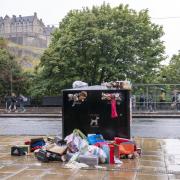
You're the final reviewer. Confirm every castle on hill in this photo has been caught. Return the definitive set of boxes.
[0,12,55,48]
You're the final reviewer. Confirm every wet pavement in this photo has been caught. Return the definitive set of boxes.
[1,117,180,179]
[1,136,180,179]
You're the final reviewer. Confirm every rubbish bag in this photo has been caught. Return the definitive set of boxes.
[87,134,105,145]
[72,81,88,89]
[65,129,88,153]
[83,145,107,163]
[46,144,67,155]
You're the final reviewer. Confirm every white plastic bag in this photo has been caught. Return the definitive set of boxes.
[72,81,88,89]
[64,131,88,153]
[83,145,107,163]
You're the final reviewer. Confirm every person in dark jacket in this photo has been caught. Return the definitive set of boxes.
[17,94,26,112]
[139,95,145,110]
[4,94,12,112]
[9,92,17,112]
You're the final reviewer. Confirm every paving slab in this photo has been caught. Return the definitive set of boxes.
[0,136,180,179]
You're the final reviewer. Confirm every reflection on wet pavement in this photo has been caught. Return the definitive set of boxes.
[0,136,180,179]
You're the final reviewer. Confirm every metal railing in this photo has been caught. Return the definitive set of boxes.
[0,84,180,113]
[132,84,180,112]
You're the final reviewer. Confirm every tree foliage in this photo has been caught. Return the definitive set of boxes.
[159,51,180,83]
[0,39,26,97]
[36,3,165,95]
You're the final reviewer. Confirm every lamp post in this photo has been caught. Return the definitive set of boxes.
[10,69,13,95]
[9,56,14,95]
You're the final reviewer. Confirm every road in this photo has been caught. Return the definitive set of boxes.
[0,117,62,136]
[132,118,180,138]
[1,117,180,138]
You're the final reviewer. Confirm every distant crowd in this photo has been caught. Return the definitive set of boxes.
[132,89,180,111]
[5,93,27,113]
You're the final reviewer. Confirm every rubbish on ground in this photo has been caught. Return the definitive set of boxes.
[114,137,131,144]
[35,149,49,162]
[137,148,142,156]
[108,144,115,164]
[66,152,74,161]
[47,137,55,143]
[54,136,66,146]
[30,137,46,152]
[46,144,67,155]
[11,146,27,156]
[95,165,107,170]
[87,134,105,145]
[11,129,141,169]
[114,157,123,164]
[78,155,99,166]
[65,161,89,169]
[35,149,66,162]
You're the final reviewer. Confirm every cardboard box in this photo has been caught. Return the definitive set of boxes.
[78,155,99,166]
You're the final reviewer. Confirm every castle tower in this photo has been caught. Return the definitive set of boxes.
[0,13,55,48]
[4,15,11,35]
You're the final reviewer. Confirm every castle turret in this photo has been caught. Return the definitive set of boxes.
[34,12,37,17]
[4,15,10,34]
[0,13,54,48]
[4,15,10,19]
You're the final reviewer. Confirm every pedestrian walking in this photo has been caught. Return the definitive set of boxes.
[139,95,145,110]
[148,96,154,112]
[17,94,26,112]
[4,93,12,112]
[9,92,17,112]
[177,93,180,111]
[159,89,166,110]
[131,95,136,111]
[171,90,177,110]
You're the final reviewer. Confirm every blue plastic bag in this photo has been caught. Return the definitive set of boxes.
[87,134,105,145]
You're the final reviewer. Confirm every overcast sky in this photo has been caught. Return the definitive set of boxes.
[1,0,180,61]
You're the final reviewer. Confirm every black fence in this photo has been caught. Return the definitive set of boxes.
[134,102,180,112]
[1,84,180,113]
[42,96,63,107]
[0,96,63,108]
[0,96,62,114]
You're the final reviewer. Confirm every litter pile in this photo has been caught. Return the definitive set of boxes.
[11,129,141,169]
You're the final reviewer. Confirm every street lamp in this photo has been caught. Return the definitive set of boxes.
[10,69,13,94]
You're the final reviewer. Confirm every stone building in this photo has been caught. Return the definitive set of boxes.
[0,12,54,48]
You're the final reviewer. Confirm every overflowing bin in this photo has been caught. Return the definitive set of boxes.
[62,85,131,140]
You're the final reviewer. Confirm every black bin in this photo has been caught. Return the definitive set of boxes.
[62,85,131,140]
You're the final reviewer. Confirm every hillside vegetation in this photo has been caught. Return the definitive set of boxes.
[7,40,45,72]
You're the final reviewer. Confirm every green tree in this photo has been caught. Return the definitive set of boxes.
[0,43,25,97]
[37,3,165,95]
[159,51,180,83]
